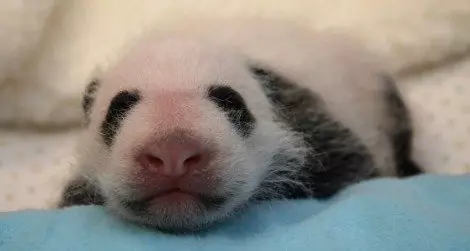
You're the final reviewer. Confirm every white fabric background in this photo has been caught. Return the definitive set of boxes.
[1,0,470,128]
[403,58,470,174]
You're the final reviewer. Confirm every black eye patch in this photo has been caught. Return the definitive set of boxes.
[101,90,141,147]
[207,85,256,138]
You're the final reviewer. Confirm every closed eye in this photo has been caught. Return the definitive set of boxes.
[208,85,248,111]
[207,85,256,138]
[100,90,141,147]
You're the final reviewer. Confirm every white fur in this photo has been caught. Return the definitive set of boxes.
[72,20,396,230]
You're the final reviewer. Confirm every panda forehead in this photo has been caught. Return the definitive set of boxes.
[99,66,256,106]
[90,37,270,136]
[96,49,259,111]
[101,37,252,91]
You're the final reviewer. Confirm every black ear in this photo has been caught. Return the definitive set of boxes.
[58,175,104,208]
[82,79,101,121]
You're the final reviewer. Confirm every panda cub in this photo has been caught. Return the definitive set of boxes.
[59,19,421,233]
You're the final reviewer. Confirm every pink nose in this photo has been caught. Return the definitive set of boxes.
[138,135,210,177]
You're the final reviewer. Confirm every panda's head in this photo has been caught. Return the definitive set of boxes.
[78,35,307,232]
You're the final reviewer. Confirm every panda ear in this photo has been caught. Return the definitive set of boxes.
[82,78,101,120]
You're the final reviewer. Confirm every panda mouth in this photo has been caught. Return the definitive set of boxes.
[121,189,229,214]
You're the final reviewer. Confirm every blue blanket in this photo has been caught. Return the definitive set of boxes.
[1,174,470,251]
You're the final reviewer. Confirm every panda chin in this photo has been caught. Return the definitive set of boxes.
[108,190,232,232]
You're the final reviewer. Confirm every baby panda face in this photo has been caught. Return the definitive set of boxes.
[72,37,305,232]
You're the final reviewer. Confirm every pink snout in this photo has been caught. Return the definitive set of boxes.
[138,134,210,177]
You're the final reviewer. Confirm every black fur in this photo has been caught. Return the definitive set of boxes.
[58,176,104,208]
[250,66,377,199]
[101,90,141,147]
[207,85,256,138]
[382,76,422,176]
[82,79,101,121]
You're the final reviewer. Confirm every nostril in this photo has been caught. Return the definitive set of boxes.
[140,154,164,171]
[184,154,202,167]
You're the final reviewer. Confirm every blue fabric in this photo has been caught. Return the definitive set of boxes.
[1,174,470,251]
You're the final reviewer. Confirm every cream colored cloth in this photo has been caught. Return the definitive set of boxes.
[403,58,470,174]
[1,0,470,128]
[0,130,78,211]
[0,57,469,212]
